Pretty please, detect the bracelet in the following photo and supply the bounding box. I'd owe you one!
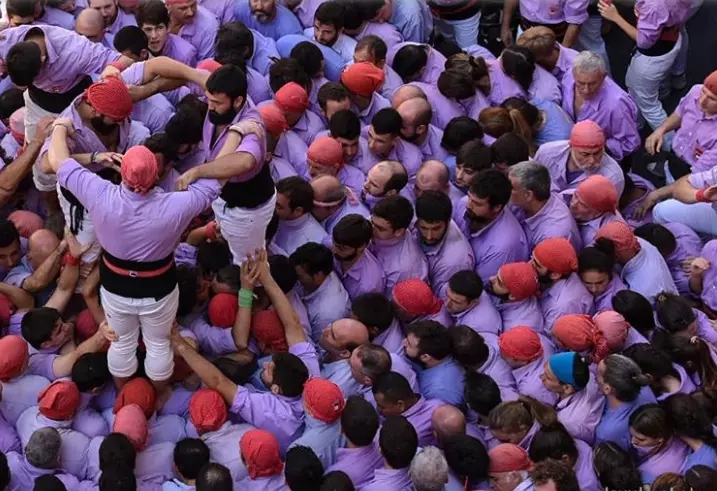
[696,188,709,202]
[90,152,98,166]
[238,288,255,309]
[63,252,81,267]
[205,221,218,241]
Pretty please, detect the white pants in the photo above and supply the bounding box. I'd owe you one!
[103,285,179,381]
[23,92,60,192]
[574,16,611,75]
[654,199,717,237]
[672,0,703,76]
[436,13,480,48]
[57,182,102,264]
[212,192,277,265]
[626,35,683,132]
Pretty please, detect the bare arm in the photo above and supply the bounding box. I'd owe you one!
[232,259,256,350]
[22,242,67,294]
[128,77,187,102]
[43,260,79,311]
[0,283,34,311]
[501,0,518,46]
[672,175,704,203]
[47,123,72,174]
[562,24,580,47]
[141,56,208,87]
[52,329,108,378]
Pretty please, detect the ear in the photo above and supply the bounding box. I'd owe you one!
[233,96,245,110]
[550,272,562,282]
[385,189,398,197]
[339,349,351,360]
[270,383,281,395]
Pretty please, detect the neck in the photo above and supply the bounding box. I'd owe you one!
[680,435,705,452]
[413,131,428,146]
[566,153,580,172]
[660,374,681,395]
[424,357,443,369]
[524,198,547,217]
[345,438,360,449]
[340,250,363,271]
[606,394,622,409]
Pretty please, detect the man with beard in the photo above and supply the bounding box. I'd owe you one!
[362,160,408,211]
[304,1,357,64]
[331,214,386,300]
[367,108,423,179]
[410,161,464,212]
[530,237,593,333]
[323,110,377,176]
[89,0,137,37]
[485,262,544,333]
[340,62,390,127]
[235,0,303,40]
[414,191,474,299]
[136,0,197,67]
[569,175,625,246]
[403,320,465,407]
[396,98,448,162]
[166,0,219,60]
[455,169,529,281]
[445,270,503,337]
[273,176,327,255]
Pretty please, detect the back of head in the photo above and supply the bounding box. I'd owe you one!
[393,45,428,82]
[530,459,580,491]
[528,423,577,463]
[410,447,449,491]
[469,168,512,208]
[372,370,413,401]
[611,289,655,336]
[215,21,253,64]
[441,117,483,154]
[33,475,66,491]
[651,473,689,491]
[7,39,43,87]
[72,352,111,393]
[354,343,391,380]
[0,88,24,121]
[450,326,489,369]
[379,415,418,469]
[456,139,492,174]
[593,442,642,491]
[320,471,355,491]
[603,354,651,402]
[633,223,677,256]
[501,47,536,92]
[290,41,324,79]
[174,438,210,481]
[99,433,137,472]
[25,427,62,469]
[351,292,394,336]
[285,446,324,491]
[272,351,310,397]
[492,133,531,168]
[113,26,149,58]
[341,395,380,446]
[269,58,311,95]
[463,371,501,417]
[508,161,551,201]
[196,463,233,491]
[372,195,414,231]
[99,467,137,491]
[21,306,61,350]
[442,434,489,484]
[655,291,695,333]
[686,465,717,491]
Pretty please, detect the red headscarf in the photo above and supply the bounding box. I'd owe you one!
[499,262,538,301]
[0,293,12,327]
[488,444,533,473]
[340,62,385,97]
[0,335,28,381]
[393,279,443,317]
[570,120,605,150]
[197,59,222,73]
[303,378,345,423]
[533,237,577,275]
[208,293,238,328]
[259,103,290,136]
[189,389,228,433]
[576,175,618,213]
[75,309,99,342]
[499,326,543,362]
[251,309,288,354]
[113,404,148,450]
[593,310,630,360]
[307,137,344,168]
[113,377,156,418]
[551,314,596,352]
[240,429,284,479]
[8,210,43,238]
[275,82,309,113]
[38,380,81,420]
[705,70,717,95]
[121,145,158,194]
[85,77,133,120]
[595,221,639,257]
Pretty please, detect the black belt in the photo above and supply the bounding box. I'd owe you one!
[429,0,481,21]
[100,251,177,300]
[520,18,568,39]
[220,162,275,209]
[27,76,93,113]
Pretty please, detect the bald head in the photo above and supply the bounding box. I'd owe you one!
[75,8,106,43]
[432,404,467,444]
[311,175,343,201]
[27,229,59,270]
[365,160,408,198]
[415,160,451,195]
[392,84,427,109]
[397,97,432,126]
[333,318,370,346]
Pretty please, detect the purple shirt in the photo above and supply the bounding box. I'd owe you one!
[417,125,450,162]
[595,386,657,450]
[299,272,351,342]
[514,354,559,407]
[621,238,678,305]
[408,82,466,129]
[0,25,120,94]
[459,92,491,120]
[337,164,367,197]
[386,43,446,85]
[514,194,583,252]
[288,109,324,146]
[574,439,601,491]
[159,33,197,67]
[401,396,443,447]
[120,62,175,135]
[355,22,404,50]
[540,273,594,332]
[5,452,80,491]
[452,292,504,336]
[106,9,136,36]
[561,73,640,162]
[535,140,625,197]
[552,44,579,83]
[657,363,697,401]
[274,130,309,178]
[635,0,690,49]
[556,377,605,445]
[591,275,626,314]
[236,473,288,491]
[248,29,280,76]
[370,233,429,297]
[200,0,234,24]
[663,222,703,296]
[355,93,391,126]
[37,6,75,29]
[496,296,546,333]
[334,249,387,301]
[622,173,656,228]
[673,85,717,172]
[416,221,475,298]
[0,374,51,425]
[477,337,520,401]
[200,421,252,482]
[270,156,299,182]
[274,213,328,255]
[327,443,383,489]
[203,99,264,164]
[696,240,717,310]
[362,468,412,491]
[136,442,175,485]
[637,438,689,484]
[302,28,356,63]
[578,211,626,247]
[455,203,530,281]
[290,415,342,469]
[177,6,218,60]
[0,413,20,454]
[373,319,405,354]
[518,0,589,24]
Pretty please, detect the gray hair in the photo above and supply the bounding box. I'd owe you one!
[602,354,650,403]
[508,161,551,201]
[410,447,449,491]
[573,51,607,75]
[25,428,62,469]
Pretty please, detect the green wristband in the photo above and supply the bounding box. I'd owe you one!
[239,288,254,309]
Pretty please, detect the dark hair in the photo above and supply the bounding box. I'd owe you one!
[629,404,673,441]
[355,343,392,380]
[206,64,248,100]
[491,133,530,167]
[456,140,492,174]
[489,397,558,434]
[214,265,240,293]
[593,442,642,491]
[352,292,394,336]
[685,465,717,491]
[469,169,512,207]
[531,459,580,491]
[623,343,676,397]
[33,475,66,491]
[271,351,309,397]
[578,246,615,278]
[290,41,324,79]
[332,214,373,248]
[269,254,298,293]
[143,132,179,163]
[0,452,8,490]
[655,291,696,333]
[320,471,355,491]
[290,242,334,276]
[213,356,257,386]
[663,393,717,448]
[372,195,413,231]
[328,110,361,141]
[21,307,62,350]
[315,1,345,29]
[501,97,541,129]
[392,45,428,83]
[99,433,137,471]
[662,332,717,394]
[215,22,253,65]
[318,83,350,112]
[634,223,677,257]
[371,108,403,137]
[568,354,590,391]
[501,47,536,92]
[7,40,43,86]
[379,415,418,469]
[341,395,380,446]
[448,270,483,301]
[0,219,21,248]
[277,176,315,214]
[136,0,170,27]
[268,58,311,94]
[611,290,655,337]
[406,321,452,360]
[464,371,501,417]
[7,0,38,18]
[99,467,136,491]
[166,104,206,146]
[372,371,413,402]
[450,327,490,371]
[71,353,111,393]
[174,438,211,480]
[415,191,452,224]
[441,117,483,154]
[0,88,24,121]
[113,26,149,56]
[529,423,577,463]
[437,69,476,100]
[442,435,489,486]
[196,463,233,491]
[196,241,232,278]
[355,34,387,62]
[285,446,324,491]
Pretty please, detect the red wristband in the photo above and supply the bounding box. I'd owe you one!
[697,188,708,203]
[63,252,81,267]
[206,221,218,241]
[108,61,125,72]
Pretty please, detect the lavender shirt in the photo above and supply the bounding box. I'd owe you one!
[386,43,446,85]
[274,214,328,255]
[416,357,466,407]
[355,93,391,126]
[518,0,589,24]
[5,452,80,491]
[327,443,383,489]
[662,222,703,296]
[556,377,606,445]
[514,354,559,407]
[635,0,690,50]
[495,296,546,333]
[637,438,689,485]
[159,34,198,67]
[540,273,594,332]
[417,125,450,162]
[370,234,429,297]
[0,374,50,425]
[417,221,475,298]
[362,468,412,491]
[234,1,303,40]
[288,109,324,146]
[136,442,176,485]
[561,73,640,162]
[478,337,520,401]
[380,65,404,101]
[177,6,218,60]
[106,9,137,36]
[274,130,309,178]
[120,62,175,134]
[200,0,235,24]
[200,421,252,482]
[400,396,442,447]
[373,319,405,354]
[0,413,20,454]
[621,238,678,305]
[302,28,357,64]
[591,275,626,314]
[203,99,264,163]
[320,198,371,235]
[334,249,387,301]
[300,272,351,342]
[673,85,717,172]
[452,292,504,336]
[595,386,657,450]
[551,44,579,83]
[578,212,626,247]
[574,439,601,491]
[514,193,583,252]
[622,173,656,228]
[235,473,288,491]
[408,82,466,129]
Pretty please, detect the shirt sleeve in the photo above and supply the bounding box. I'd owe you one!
[3,266,30,289]
[171,178,222,222]
[289,342,321,378]
[606,96,641,161]
[636,6,669,49]
[675,86,700,119]
[563,0,589,24]
[69,32,122,74]
[688,168,717,188]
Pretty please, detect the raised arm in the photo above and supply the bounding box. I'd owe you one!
[141,56,208,87]
[47,120,73,174]
[21,240,67,294]
[0,117,53,206]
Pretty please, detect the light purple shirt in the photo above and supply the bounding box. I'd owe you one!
[386,43,446,85]
[513,353,559,407]
[373,319,404,354]
[556,377,605,445]
[248,29,281,76]
[355,93,391,127]
[621,238,678,305]
[574,439,601,491]
[302,28,356,64]
[177,6,218,60]
[327,443,383,489]
[362,468,412,491]
[622,173,656,228]
[402,396,443,448]
[355,22,404,50]
[416,221,475,298]
[337,164,367,197]
[552,44,579,83]
[595,386,657,450]
[370,233,429,297]
[159,33,197,67]
[635,0,690,50]
[380,65,404,101]
[203,99,264,164]
[539,273,594,332]
[119,62,175,135]
[200,0,235,24]
[578,211,626,247]
[236,473,288,491]
[0,413,20,454]
[591,275,626,314]
[299,272,351,342]
[408,82,466,129]
[514,193,583,252]
[495,296,546,333]
[288,109,324,146]
[561,73,640,162]
[291,0,329,29]
[289,415,342,469]
[417,125,450,162]
[637,438,689,484]
[274,130,309,178]
[275,213,328,255]
[451,291,504,336]
[106,9,137,36]
[663,222,703,296]
[37,6,75,29]
[136,442,176,485]
[535,140,625,197]
[519,0,589,24]
[270,156,299,182]
[334,249,387,301]
[673,85,717,172]
[5,452,80,491]
[0,374,49,425]
[200,421,252,482]
[477,336,520,401]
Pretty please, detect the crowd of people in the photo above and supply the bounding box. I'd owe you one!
[0,0,717,490]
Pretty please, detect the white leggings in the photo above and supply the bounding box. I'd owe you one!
[103,286,179,381]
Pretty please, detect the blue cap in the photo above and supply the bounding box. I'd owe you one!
[549,352,578,387]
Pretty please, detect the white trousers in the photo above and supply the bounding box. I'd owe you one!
[574,16,611,75]
[212,192,277,265]
[672,0,703,76]
[57,182,102,264]
[103,285,179,381]
[436,13,481,48]
[23,92,60,192]
[653,199,717,237]
[626,34,683,132]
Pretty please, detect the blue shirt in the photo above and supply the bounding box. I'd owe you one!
[595,387,657,451]
[416,357,466,408]
[533,98,574,145]
[390,0,432,43]
[289,415,343,469]
[234,2,303,40]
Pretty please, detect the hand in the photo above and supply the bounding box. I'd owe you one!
[690,257,712,276]
[52,118,75,137]
[253,248,270,284]
[500,25,513,47]
[64,228,92,259]
[682,256,697,274]
[94,152,123,173]
[645,130,664,155]
[240,254,260,290]
[230,119,264,140]
[32,116,55,143]
[175,169,199,191]
[633,190,660,219]
[99,65,121,80]
[703,184,717,202]
[99,320,119,342]
[598,0,620,22]
[170,326,187,352]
